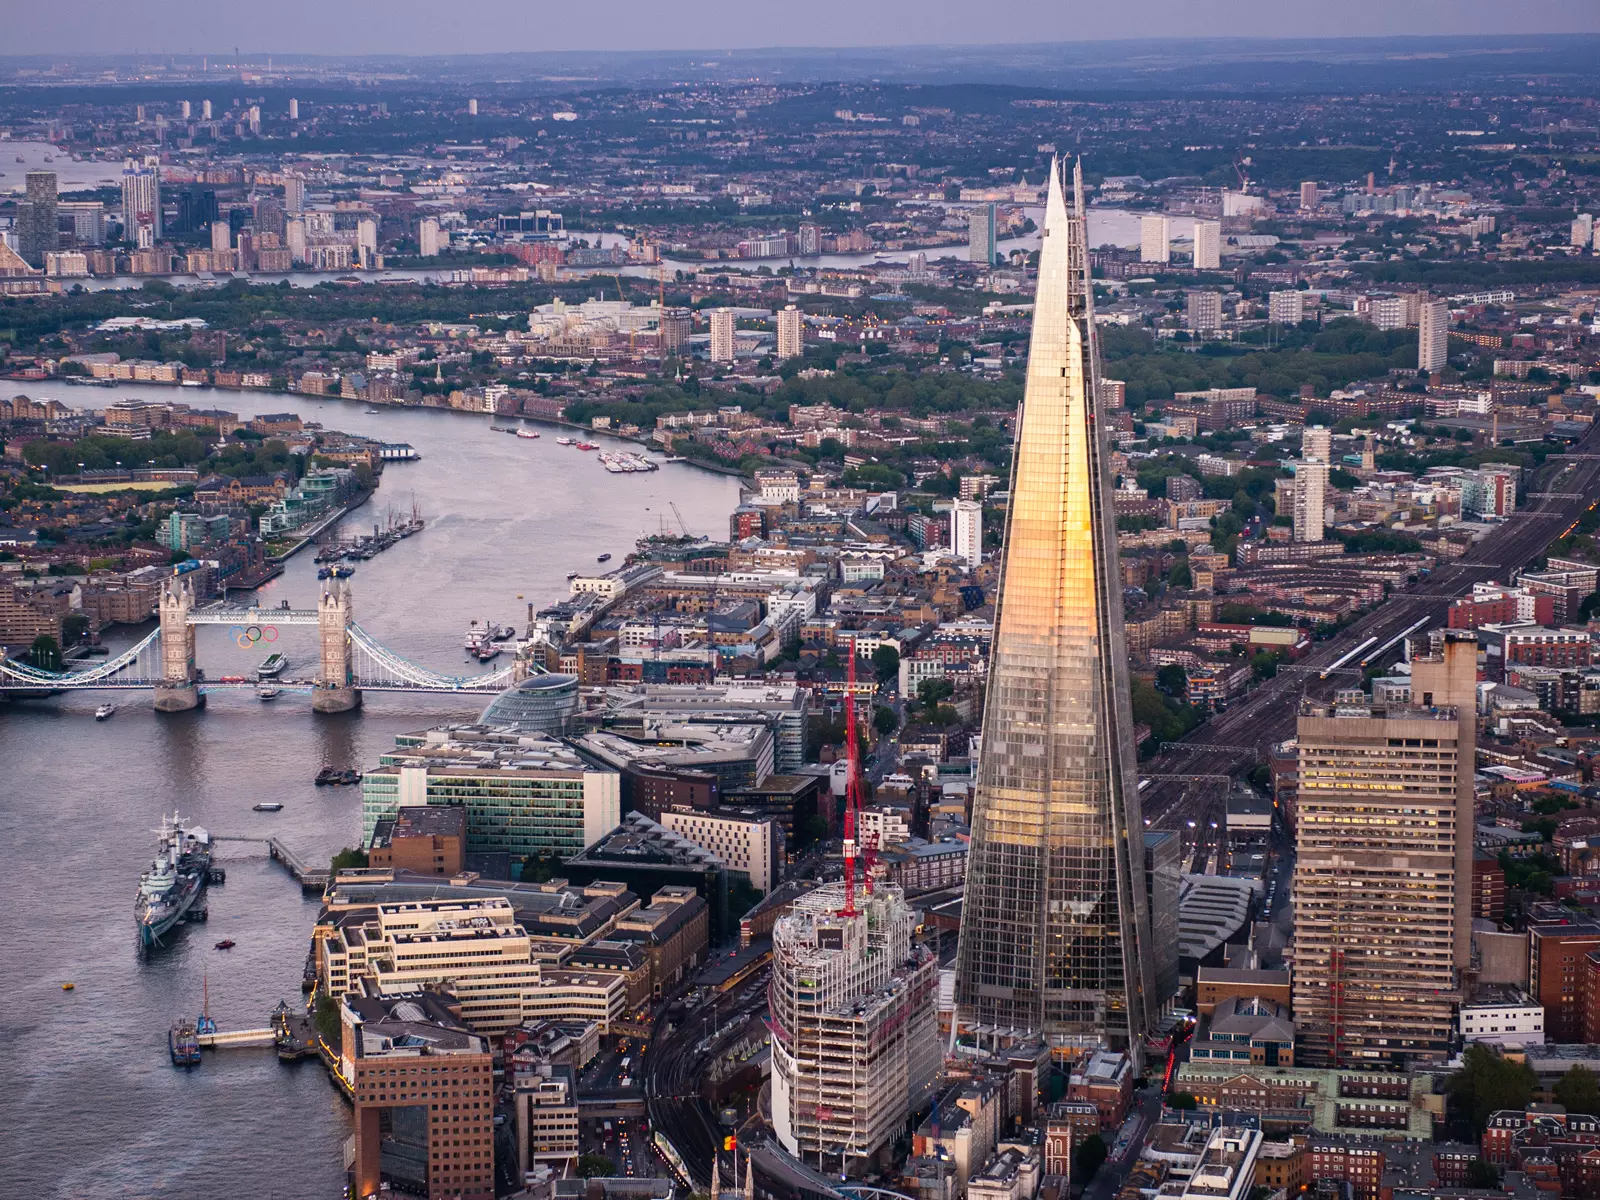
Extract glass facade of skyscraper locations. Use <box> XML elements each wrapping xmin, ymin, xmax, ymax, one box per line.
<box><xmin>954</xmin><ymin>162</ymin><xmax>1154</xmax><ymax>1055</ymax></box>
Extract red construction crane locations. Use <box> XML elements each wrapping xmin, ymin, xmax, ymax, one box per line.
<box><xmin>839</xmin><ymin>647</ymin><xmax>862</xmax><ymax>916</ymax></box>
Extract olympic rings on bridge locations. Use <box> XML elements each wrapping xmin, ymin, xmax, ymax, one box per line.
<box><xmin>230</xmin><ymin>624</ymin><xmax>280</xmax><ymax>649</ymax></box>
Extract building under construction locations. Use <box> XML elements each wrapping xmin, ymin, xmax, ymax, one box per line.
<box><xmin>769</xmin><ymin>880</ymin><xmax>939</xmax><ymax>1174</ymax></box>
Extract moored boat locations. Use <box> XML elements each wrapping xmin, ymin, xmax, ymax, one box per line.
<box><xmin>137</xmin><ymin>813</ymin><xmax>212</xmax><ymax>952</ymax></box>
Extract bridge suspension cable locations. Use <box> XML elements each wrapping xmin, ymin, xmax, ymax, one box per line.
<box><xmin>347</xmin><ymin>623</ymin><xmax>521</xmax><ymax>692</ymax></box>
<box><xmin>0</xmin><ymin>628</ymin><xmax>162</xmax><ymax>689</ymax></box>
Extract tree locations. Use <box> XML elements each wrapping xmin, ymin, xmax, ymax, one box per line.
<box><xmin>27</xmin><ymin>634</ymin><xmax>62</xmax><ymax>671</ymax></box>
<box><xmin>871</xmin><ymin>644</ymin><xmax>900</xmax><ymax>683</ymax></box>
<box><xmin>1167</xmin><ymin>560</ymin><xmax>1193</xmax><ymax>589</ymax></box>
<box><xmin>1074</xmin><ymin>1134</ymin><xmax>1108</xmax><ymax>1181</ymax></box>
<box><xmin>873</xmin><ymin>705</ymin><xmax>899</xmax><ymax>736</ymax></box>
<box><xmin>1555</xmin><ymin>1064</ymin><xmax>1600</xmax><ymax>1117</ymax></box>
<box><xmin>917</xmin><ymin>677</ymin><xmax>954</xmax><ymax>706</ymax></box>
<box><xmin>1156</xmin><ymin>663</ymin><xmax>1187</xmax><ymax>696</ymax></box>
<box><xmin>330</xmin><ymin>847</ymin><xmax>368</xmax><ymax>873</ymax></box>
<box><xmin>578</xmin><ymin>1154</ymin><xmax>618</xmax><ymax>1178</ymax></box>
<box><xmin>1167</xmin><ymin>1092</ymin><xmax>1198</xmax><ymax>1110</ymax></box>
<box><xmin>1448</xmin><ymin>1043</ymin><xmax>1537</xmax><ymax>1132</ymax></box>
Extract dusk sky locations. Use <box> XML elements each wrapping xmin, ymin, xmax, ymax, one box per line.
<box><xmin>7</xmin><ymin>0</ymin><xmax>1600</xmax><ymax>58</ymax></box>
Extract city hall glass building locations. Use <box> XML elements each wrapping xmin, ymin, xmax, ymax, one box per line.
<box><xmin>954</xmin><ymin>162</ymin><xmax>1155</xmax><ymax>1054</ymax></box>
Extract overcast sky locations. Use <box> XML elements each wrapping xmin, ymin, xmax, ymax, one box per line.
<box><xmin>8</xmin><ymin>0</ymin><xmax>1600</xmax><ymax>57</ymax></box>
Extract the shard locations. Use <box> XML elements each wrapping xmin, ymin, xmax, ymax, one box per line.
<box><xmin>953</xmin><ymin>160</ymin><xmax>1154</xmax><ymax>1055</ymax></box>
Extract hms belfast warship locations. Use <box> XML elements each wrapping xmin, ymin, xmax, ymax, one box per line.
<box><xmin>135</xmin><ymin>812</ymin><xmax>213</xmax><ymax>951</ymax></box>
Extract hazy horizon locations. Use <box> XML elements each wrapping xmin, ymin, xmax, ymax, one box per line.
<box><xmin>6</xmin><ymin>0</ymin><xmax>1600</xmax><ymax>59</ymax></box>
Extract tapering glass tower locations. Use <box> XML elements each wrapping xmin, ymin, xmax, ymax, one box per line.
<box><xmin>954</xmin><ymin>160</ymin><xmax>1154</xmax><ymax>1054</ymax></box>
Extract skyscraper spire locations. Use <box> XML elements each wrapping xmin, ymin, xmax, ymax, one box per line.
<box><xmin>953</xmin><ymin>158</ymin><xmax>1154</xmax><ymax>1056</ymax></box>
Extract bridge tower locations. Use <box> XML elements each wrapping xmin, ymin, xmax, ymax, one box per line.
<box><xmin>313</xmin><ymin>579</ymin><xmax>360</xmax><ymax>713</ymax></box>
<box><xmin>154</xmin><ymin>574</ymin><xmax>202</xmax><ymax>712</ymax></box>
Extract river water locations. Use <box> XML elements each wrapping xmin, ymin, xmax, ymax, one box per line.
<box><xmin>0</xmin><ymin>383</ymin><xmax>743</xmax><ymax>1199</ymax></box>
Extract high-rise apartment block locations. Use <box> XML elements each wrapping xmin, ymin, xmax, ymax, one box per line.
<box><xmin>1419</xmin><ymin>299</ymin><xmax>1450</xmax><ymax>373</ymax></box>
<box><xmin>776</xmin><ymin>304</ymin><xmax>803</xmax><ymax>360</ymax></box>
<box><xmin>709</xmin><ymin>308</ymin><xmax>736</xmax><ymax>363</ymax></box>
<box><xmin>1292</xmin><ymin>461</ymin><xmax>1328</xmax><ymax>543</ymax></box>
<box><xmin>417</xmin><ymin>217</ymin><xmax>442</xmax><ymax>257</ymax></box>
<box><xmin>950</xmin><ymin>498</ymin><xmax>983</xmax><ymax>569</ymax></box>
<box><xmin>1186</xmin><ymin>291</ymin><xmax>1223</xmax><ymax>334</ymax></box>
<box><xmin>1573</xmin><ymin>213</ymin><xmax>1595</xmax><ymax>249</ymax></box>
<box><xmin>288</xmin><ymin>97</ymin><xmax>299</xmax><ymax>120</ymax></box>
<box><xmin>283</xmin><ymin>173</ymin><xmax>306</xmax><ymax>214</ymax></box>
<box><xmin>1192</xmin><ymin>220</ymin><xmax>1221</xmax><ymax>270</ymax></box>
<box><xmin>1301</xmin><ymin>424</ymin><xmax>1331</xmax><ymax>465</ymax></box>
<box><xmin>16</xmin><ymin>171</ymin><xmax>58</xmax><ymax>266</ymax></box>
<box><xmin>210</xmin><ymin>219</ymin><xmax>231</xmax><ymax>253</ymax></box>
<box><xmin>955</xmin><ymin>163</ymin><xmax>1155</xmax><ymax>1055</ymax></box>
<box><xmin>1290</xmin><ymin>633</ymin><xmax>1476</xmax><ymax>1067</ymax></box>
<box><xmin>1299</xmin><ymin>181</ymin><xmax>1320</xmax><ymax>211</ymax></box>
<box><xmin>201</xmin><ymin>99</ymin><xmax>212</xmax><ymax>120</ymax></box>
<box><xmin>969</xmin><ymin>203</ymin><xmax>997</xmax><ymax>265</ymax></box>
<box><xmin>658</xmin><ymin>307</ymin><xmax>692</xmax><ymax>355</ymax></box>
<box><xmin>1269</xmin><ymin>290</ymin><xmax>1304</xmax><ymax>325</ymax></box>
<box><xmin>121</xmin><ymin>158</ymin><xmax>161</xmax><ymax>241</ymax></box>
<box><xmin>797</xmin><ymin>223</ymin><xmax>822</xmax><ymax>256</ymax></box>
<box><xmin>1140</xmin><ymin>214</ymin><xmax>1170</xmax><ymax>263</ymax></box>
<box><xmin>771</xmin><ymin>881</ymin><xmax>939</xmax><ymax>1172</ymax></box>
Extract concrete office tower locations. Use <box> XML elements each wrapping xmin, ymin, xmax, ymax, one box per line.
<box><xmin>709</xmin><ymin>308</ymin><xmax>736</xmax><ymax>364</ymax></box>
<box><xmin>288</xmin><ymin>97</ymin><xmax>299</xmax><ymax>120</ymax></box>
<box><xmin>1300</xmin><ymin>181</ymin><xmax>1319</xmax><ymax>211</ymax></box>
<box><xmin>357</xmin><ymin>217</ymin><xmax>378</xmax><ymax>268</ymax></box>
<box><xmin>469</xmin><ymin>98</ymin><xmax>479</xmax><ymax>116</ymax></box>
<box><xmin>1572</xmin><ymin>213</ymin><xmax>1594</xmax><ymax>248</ymax></box>
<box><xmin>1192</xmin><ymin>220</ymin><xmax>1220</xmax><ymax>270</ymax></box>
<box><xmin>950</xmin><ymin>498</ymin><xmax>982</xmax><ymax>569</ymax></box>
<box><xmin>16</xmin><ymin>171</ymin><xmax>58</xmax><ymax>266</ymax></box>
<box><xmin>246</xmin><ymin>105</ymin><xmax>261</xmax><ymax>134</ymax></box>
<box><xmin>968</xmin><ymin>203</ymin><xmax>997</xmax><ymax>264</ymax></box>
<box><xmin>1292</xmin><ymin>461</ymin><xmax>1327</xmax><ymax>543</ymax></box>
<box><xmin>659</xmin><ymin>307</ymin><xmax>692</xmax><ymax>355</ymax></box>
<box><xmin>954</xmin><ymin>161</ymin><xmax>1155</xmax><ymax>1056</ymax></box>
<box><xmin>1140</xmin><ymin>214</ymin><xmax>1170</xmax><ymax>263</ymax></box>
<box><xmin>1301</xmin><ymin>424</ymin><xmax>1331</xmax><ymax>464</ymax></box>
<box><xmin>1419</xmin><ymin>299</ymin><xmax>1450</xmax><ymax>373</ymax></box>
<box><xmin>283</xmin><ymin>173</ymin><xmax>305</xmax><ymax>214</ymax></box>
<box><xmin>417</xmin><ymin>217</ymin><xmax>442</xmax><ymax>258</ymax></box>
<box><xmin>286</xmin><ymin>217</ymin><xmax>307</xmax><ymax>264</ymax></box>
<box><xmin>201</xmin><ymin>99</ymin><xmax>213</xmax><ymax>120</ymax></box>
<box><xmin>121</xmin><ymin>158</ymin><xmax>161</xmax><ymax>241</ymax></box>
<box><xmin>210</xmin><ymin>219</ymin><xmax>231</xmax><ymax>253</ymax></box>
<box><xmin>776</xmin><ymin>304</ymin><xmax>803</xmax><ymax>360</ymax></box>
<box><xmin>1291</xmin><ymin>633</ymin><xmax>1476</xmax><ymax>1067</ymax></box>
<box><xmin>1269</xmin><ymin>290</ymin><xmax>1304</xmax><ymax>325</ymax></box>
<box><xmin>1186</xmin><ymin>290</ymin><xmax>1222</xmax><ymax>334</ymax></box>
<box><xmin>770</xmin><ymin>881</ymin><xmax>939</xmax><ymax>1173</ymax></box>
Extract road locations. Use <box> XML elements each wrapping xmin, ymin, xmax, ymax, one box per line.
<box><xmin>1141</xmin><ymin>427</ymin><xmax>1600</xmax><ymax>836</ymax></box>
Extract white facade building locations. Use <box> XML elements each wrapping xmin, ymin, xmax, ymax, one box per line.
<box><xmin>1459</xmin><ymin>992</ymin><xmax>1545</xmax><ymax>1046</ymax></box>
<box><xmin>1419</xmin><ymin>299</ymin><xmax>1450</xmax><ymax>373</ymax></box>
<box><xmin>660</xmin><ymin>807</ymin><xmax>783</xmax><ymax>893</ymax></box>
<box><xmin>1192</xmin><ymin>220</ymin><xmax>1221</xmax><ymax>270</ymax></box>
<box><xmin>709</xmin><ymin>308</ymin><xmax>736</xmax><ymax>363</ymax></box>
<box><xmin>950</xmin><ymin>498</ymin><xmax>983</xmax><ymax>569</ymax></box>
<box><xmin>1140</xmin><ymin>215</ymin><xmax>1171</xmax><ymax>264</ymax></box>
<box><xmin>776</xmin><ymin>305</ymin><xmax>803</xmax><ymax>360</ymax></box>
<box><xmin>1269</xmin><ymin>290</ymin><xmax>1304</xmax><ymax>325</ymax></box>
<box><xmin>771</xmin><ymin>882</ymin><xmax>939</xmax><ymax>1173</ymax></box>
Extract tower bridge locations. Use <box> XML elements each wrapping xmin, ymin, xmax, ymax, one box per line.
<box><xmin>0</xmin><ymin>576</ymin><xmax>527</xmax><ymax>712</ymax></box>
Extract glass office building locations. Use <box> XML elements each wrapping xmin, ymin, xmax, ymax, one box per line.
<box><xmin>953</xmin><ymin>161</ymin><xmax>1154</xmax><ymax>1055</ymax></box>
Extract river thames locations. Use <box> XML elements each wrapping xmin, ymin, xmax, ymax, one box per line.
<box><xmin>0</xmin><ymin>382</ymin><xmax>743</xmax><ymax>1199</ymax></box>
